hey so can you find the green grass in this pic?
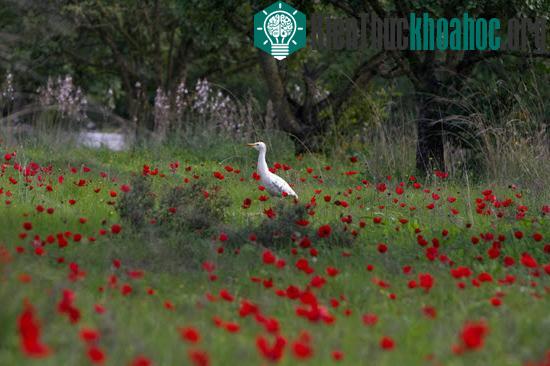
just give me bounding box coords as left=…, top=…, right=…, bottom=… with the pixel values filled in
left=0, top=142, right=548, bottom=366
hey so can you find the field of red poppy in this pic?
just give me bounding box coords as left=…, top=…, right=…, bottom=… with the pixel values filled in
left=0, top=144, right=549, bottom=366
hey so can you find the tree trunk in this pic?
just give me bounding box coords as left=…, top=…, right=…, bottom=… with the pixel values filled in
left=258, top=52, right=303, bottom=135
left=415, top=94, right=445, bottom=174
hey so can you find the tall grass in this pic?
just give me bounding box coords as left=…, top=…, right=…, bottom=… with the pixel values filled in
left=444, top=73, right=549, bottom=193
left=319, top=71, right=548, bottom=192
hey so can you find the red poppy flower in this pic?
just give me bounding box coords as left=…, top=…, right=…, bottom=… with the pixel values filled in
left=490, top=297, right=502, bottom=307
left=224, top=322, right=240, bottom=333
left=362, top=313, right=378, bottom=326
left=180, top=327, right=201, bottom=343
left=521, top=253, right=538, bottom=268
left=130, top=355, right=152, bottom=366
left=188, top=349, right=209, bottom=366
left=264, top=208, right=276, bottom=219
left=310, top=276, right=326, bottom=288
left=80, top=328, right=100, bottom=343
left=317, top=224, right=332, bottom=238
left=239, top=300, right=258, bottom=317
left=87, top=346, right=105, bottom=364
left=292, top=340, right=313, bottom=359
left=532, top=232, right=543, bottom=242
left=257, top=335, right=286, bottom=362
left=458, top=320, right=489, bottom=351
left=380, top=336, right=395, bottom=350
left=332, top=350, right=344, bottom=361
left=423, top=306, right=437, bottom=319
left=121, top=284, right=133, bottom=296
left=262, top=250, right=276, bottom=265
left=57, top=289, right=81, bottom=323
left=17, top=302, right=51, bottom=358
left=111, top=224, right=122, bottom=234
left=219, top=289, right=234, bottom=302
left=242, top=198, right=251, bottom=209
left=213, top=171, right=224, bottom=180
left=418, top=273, right=435, bottom=292
left=376, top=183, right=387, bottom=192
left=94, top=304, right=105, bottom=314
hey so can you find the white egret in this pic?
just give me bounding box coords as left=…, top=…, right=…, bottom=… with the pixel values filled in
left=247, top=141, right=298, bottom=199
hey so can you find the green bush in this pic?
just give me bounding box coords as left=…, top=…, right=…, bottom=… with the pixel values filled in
left=117, top=175, right=156, bottom=228
left=253, top=201, right=311, bottom=248
left=225, top=201, right=356, bottom=249
left=156, top=181, right=231, bottom=234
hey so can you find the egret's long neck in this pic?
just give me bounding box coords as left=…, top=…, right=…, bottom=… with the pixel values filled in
left=257, top=148, right=269, bottom=176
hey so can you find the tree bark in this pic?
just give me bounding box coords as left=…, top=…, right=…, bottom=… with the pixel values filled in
left=415, top=93, right=445, bottom=174
left=258, top=52, right=303, bottom=135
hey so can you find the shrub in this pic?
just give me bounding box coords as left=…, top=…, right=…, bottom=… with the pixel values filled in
left=117, top=175, right=156, bottom=228
left=156, top=181, right=231, bottom=234
left=116, top=178, right=230, bottom=272
left=228, top=201, right=356, bottom=249
left=252, top=201, right=311, bottom=248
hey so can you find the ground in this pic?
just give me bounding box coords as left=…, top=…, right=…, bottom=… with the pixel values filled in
left=0, top=143, right=548, bottom=366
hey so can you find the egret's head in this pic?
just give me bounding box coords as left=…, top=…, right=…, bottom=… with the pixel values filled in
left=246, top=141, right=266, bottom=152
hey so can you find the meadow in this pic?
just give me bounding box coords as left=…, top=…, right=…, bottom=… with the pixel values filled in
left=1, top=0, right=549, bottom=364
left=0, top=139, right=548, bottom=366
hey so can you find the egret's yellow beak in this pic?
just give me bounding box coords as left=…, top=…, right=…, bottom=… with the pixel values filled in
left=246, top=143, right=256, bottom=147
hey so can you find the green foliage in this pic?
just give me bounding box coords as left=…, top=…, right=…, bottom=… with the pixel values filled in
left=223, top=201, right=356, bottom=249
left=253, top=201, right=311, bottom=248
left=118, top=174, right=231, bottom=235
left=117, top=175, right=156, bottom=228
left=115, top=175, right=231, bottom=272
left=322, top=85, right=394, bottom=156
left=157, top=181, right=231, bottom=233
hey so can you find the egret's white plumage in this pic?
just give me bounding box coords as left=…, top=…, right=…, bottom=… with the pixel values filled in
left=247, top=142, right=298, bottom=199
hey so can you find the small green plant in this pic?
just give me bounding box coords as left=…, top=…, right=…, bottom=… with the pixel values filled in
left=230, top=201, right=356, bottom=249
left=117, top=175, right=156, bottom=228
left=253, top=201, right=311, bottom=248
left=116, top=177, right=230, bottom=272
left=156, top=181, right=231, bottom=234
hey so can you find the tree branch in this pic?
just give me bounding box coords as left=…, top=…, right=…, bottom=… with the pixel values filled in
left=317, top=51, right=386, bottom=113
